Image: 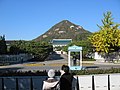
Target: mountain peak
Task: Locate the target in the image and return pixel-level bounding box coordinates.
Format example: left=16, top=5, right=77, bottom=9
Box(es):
left=34, top=20, right=92, bottom=42
left=60, top=20, right=71, bottom=23
left=55, top=20, right=74, bottom=28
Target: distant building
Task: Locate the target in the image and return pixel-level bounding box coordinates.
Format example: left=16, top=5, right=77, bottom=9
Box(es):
left=52, top=39, right=72, bottom=47
left=6, top=40, right=15, bottom=45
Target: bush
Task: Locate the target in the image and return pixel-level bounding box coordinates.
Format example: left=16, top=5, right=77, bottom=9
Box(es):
left=0, top=68, right=120, bottom=76
left=0, top=70, right=61, bottom=76
left=71, top=68, right=120, bottom=75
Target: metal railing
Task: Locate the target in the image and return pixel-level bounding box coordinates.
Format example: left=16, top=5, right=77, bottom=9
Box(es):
left=0, top=74, right=120, bottom=90
left=0, top=77, right=46, bottom=90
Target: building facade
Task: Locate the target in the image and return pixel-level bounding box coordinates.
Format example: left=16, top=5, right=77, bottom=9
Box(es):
left=52, top=39, right=72, bottom=47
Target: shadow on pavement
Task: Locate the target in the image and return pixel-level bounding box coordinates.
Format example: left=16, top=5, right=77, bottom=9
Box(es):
left=83, top=66, right=99, bottom=70
left=46, top=53, right=64, bottom=61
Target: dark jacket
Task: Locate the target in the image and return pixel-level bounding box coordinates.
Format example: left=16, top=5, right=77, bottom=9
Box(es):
left=60, top=73, right=73, bottom=90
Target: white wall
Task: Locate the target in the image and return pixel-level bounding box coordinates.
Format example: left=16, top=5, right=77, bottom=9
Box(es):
left=0, top=54, right=33, bottom=64
left=77, top=73, right=120, bottom=90
left=94, top=52, right=105, bottom=62
left=110, top=74, right=120, bottom=90
left=78, top=75, right=92, bottom=90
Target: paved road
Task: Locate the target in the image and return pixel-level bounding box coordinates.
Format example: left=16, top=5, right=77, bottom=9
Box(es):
left=0, top=53, right=68, bottom=72
left=0, top=53, right=120, bottom=72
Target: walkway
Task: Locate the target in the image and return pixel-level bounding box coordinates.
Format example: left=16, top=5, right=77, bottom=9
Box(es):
left=0, top=53, right=120, bottom=72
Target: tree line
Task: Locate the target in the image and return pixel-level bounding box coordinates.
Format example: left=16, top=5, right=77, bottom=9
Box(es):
left=0, top=39, right=53, bottom=61
left=0, top=35, right=7, bottom=54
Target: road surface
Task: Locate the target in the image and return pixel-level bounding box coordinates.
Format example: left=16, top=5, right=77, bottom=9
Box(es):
left=0, top=53, right=68, bottom=72
left=0, top=53, right=120, bottom=72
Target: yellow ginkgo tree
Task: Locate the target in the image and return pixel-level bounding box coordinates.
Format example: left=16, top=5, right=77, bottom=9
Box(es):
left=89, top=12, right=120, bottom=59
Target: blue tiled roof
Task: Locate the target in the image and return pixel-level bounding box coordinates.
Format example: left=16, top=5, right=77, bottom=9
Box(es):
left=68, top=45, right=82, bottom=51
left=52, top=39, right=72, bottom=45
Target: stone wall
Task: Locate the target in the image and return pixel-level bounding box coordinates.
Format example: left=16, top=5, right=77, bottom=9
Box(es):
left=0, top=54, right=33, bottom=65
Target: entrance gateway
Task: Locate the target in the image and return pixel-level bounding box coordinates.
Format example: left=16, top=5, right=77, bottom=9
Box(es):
left=68, top=45, right=82, bottom=70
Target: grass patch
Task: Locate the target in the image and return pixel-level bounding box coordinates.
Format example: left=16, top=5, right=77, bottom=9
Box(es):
left=82, top=63, right=94, bottom=66
left=24, top=63, right=44, bottom=66
left=48, top=63, right=68, bottom=66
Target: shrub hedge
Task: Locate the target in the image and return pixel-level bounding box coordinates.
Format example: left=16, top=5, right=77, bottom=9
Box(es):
left=0, top=70, right=61, bottom=76
left=71, top=68, right=120, bottom=75
left=0, top=68, right=120, bottom=76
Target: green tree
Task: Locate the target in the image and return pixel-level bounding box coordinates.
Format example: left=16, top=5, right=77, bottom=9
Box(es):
left=10, top=40, right=53, bottom=61
left=10, top=40, right=27, bottom=54
left=62, top=40, right=93, bottom=58
left=0, top=35, right=7, bottom=54
left=89, top=11, right=120, bottom=54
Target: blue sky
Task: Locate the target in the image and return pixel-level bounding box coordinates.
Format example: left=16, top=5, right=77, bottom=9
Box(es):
left=0, top=0, right=120, bottom=40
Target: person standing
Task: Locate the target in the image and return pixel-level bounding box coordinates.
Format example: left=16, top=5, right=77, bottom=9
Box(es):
left=42, top=69, right=59, bottom=90
left=59, top=65, right=73, bottom=90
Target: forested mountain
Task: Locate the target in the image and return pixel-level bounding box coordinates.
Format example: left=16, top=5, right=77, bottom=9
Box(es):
left=34, top=20, right=92, bottom=42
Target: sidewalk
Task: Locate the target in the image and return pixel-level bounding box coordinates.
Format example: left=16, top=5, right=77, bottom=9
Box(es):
left=94, top=61, right=120, bottom=65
